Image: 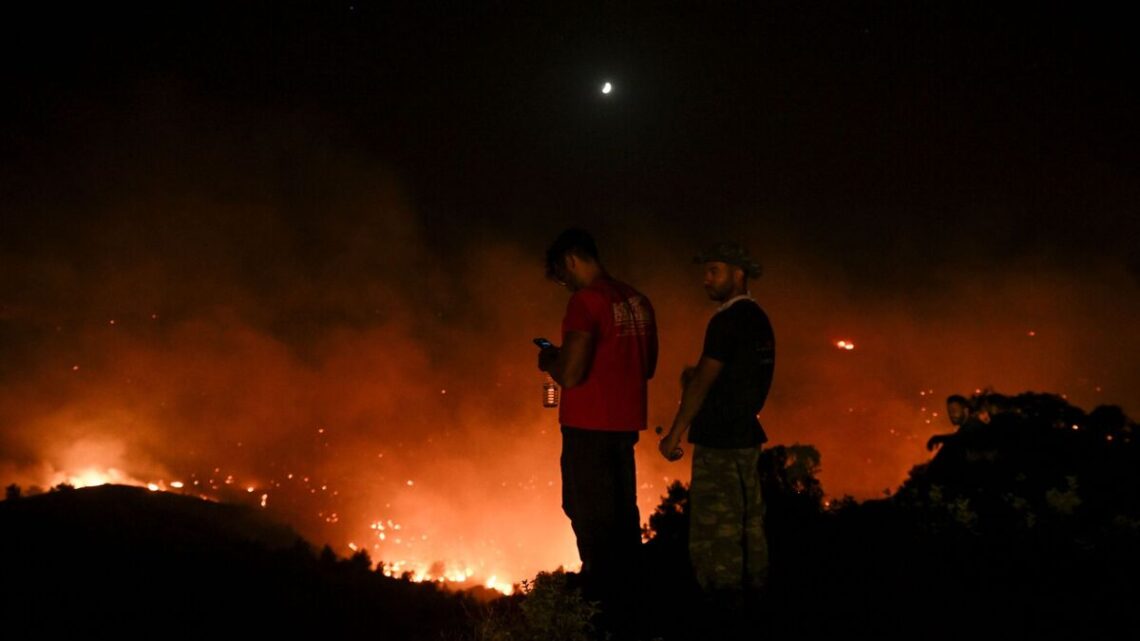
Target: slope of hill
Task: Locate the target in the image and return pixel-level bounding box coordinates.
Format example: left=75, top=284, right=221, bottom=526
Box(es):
left=1, top=485, right=472, bottom=639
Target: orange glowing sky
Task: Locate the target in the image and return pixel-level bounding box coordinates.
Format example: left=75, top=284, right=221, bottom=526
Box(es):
left=2, top=4, right=1138, bottom=585
left=2, top=216, right=1136, bottom=584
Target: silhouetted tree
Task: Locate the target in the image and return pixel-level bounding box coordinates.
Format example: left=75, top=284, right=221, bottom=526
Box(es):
left=5, top=483, right=19, bottom=501
left=1088, top=404, right=1127, bottom=440
left=348, top=549, right=372, bottom=574
left=633, top=392, right=1140, bottom=640
left=477, top=571, right=598, bottom=641
left=643, top=480, right=689, bottom=548
left=759, top=444, right=824, bottom=512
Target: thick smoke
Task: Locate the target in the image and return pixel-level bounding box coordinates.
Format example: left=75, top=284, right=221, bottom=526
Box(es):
left=2, top=83, right=1137, bottom=583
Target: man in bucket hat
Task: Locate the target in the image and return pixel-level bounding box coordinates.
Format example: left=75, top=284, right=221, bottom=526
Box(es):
left=658, top=241, right=774, bottom=601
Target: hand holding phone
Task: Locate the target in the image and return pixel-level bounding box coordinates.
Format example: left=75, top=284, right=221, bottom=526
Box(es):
left=535, top=337, right=558, bottom=373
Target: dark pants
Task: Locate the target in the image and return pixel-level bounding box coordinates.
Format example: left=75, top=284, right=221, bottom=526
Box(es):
left=560, top=425, right=641, bottom=600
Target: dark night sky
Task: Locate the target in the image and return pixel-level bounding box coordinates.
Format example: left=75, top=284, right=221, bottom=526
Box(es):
left=5, top=2, right=1138, bottom=260
left=1, top=1, right=1138, bottom=581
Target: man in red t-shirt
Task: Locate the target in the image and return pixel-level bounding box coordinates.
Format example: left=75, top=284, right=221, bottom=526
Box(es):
left=538, top=228, right=658, bottom=604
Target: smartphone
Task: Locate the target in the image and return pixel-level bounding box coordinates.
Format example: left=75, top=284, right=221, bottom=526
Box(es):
left=533, top=337, right=554, bottom=350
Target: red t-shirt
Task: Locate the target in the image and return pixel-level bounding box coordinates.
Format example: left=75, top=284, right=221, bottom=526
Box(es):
left=559, top=277, right=658, bottom=431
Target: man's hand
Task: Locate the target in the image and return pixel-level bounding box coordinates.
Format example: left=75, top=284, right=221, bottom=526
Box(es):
left=538, top=346, right=560, bottom=372
left=657, top=426, right=684, bottom=461
left=926, top=435, right=944, bottom=452
left=539, top=331, right=593, bottom=388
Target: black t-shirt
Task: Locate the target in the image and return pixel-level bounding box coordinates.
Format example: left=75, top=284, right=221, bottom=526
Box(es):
left=688, top=298, right=775, bottom=448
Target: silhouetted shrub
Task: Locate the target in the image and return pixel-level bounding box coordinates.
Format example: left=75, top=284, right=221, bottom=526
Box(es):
left=475, top=571, right=597, bottom=641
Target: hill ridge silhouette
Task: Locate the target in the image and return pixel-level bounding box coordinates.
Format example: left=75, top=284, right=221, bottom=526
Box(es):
left=1, top=483, right=474, bottom=639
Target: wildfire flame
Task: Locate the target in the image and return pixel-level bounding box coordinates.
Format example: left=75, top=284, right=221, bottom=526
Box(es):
left=54, top=467, right=137, bottom=488
left=30, top=457, right=527, bottom=595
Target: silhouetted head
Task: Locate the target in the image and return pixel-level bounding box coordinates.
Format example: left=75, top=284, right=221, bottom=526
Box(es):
left=946, top=395, right=971, bottom=427
left=694, top=242, right=760, bottom=303
left=545, top=229, right=603, bottom=292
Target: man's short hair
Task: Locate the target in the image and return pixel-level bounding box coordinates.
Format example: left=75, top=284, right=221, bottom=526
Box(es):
left=946, top=394, right=970, bottom=408
left=545, top=228, right=599, bottom=280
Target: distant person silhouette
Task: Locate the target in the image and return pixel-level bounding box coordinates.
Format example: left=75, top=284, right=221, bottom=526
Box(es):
left=927, top=393, right=1006, bottom=487
left=926, top=395, right=978, bottom=452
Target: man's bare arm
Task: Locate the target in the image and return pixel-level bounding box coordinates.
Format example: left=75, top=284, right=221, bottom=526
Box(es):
left=659, top=356, right=723, bottom=459
left=540, top=331, right=594, bottom=388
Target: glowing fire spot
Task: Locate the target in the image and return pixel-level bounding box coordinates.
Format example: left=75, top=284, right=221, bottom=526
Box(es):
left=60, top=467, right=138, bottom=489
left=170, top=481, right=184, bottom=489
left=147, top=483, right=159, bottom=492
left=485, top=576, right=514, bottom=595
left=260, top=493, right=268, bottom=508
left=836, top=340, right=855, bottom=350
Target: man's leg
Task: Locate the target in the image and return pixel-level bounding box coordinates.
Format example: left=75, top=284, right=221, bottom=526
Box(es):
left=561, top=427, right=637, bottom=592
left=737, top=447, right=769, bottom=590
left=602, top=430, right=642, bottom=632
left=611, top=430, right=642, bottom=561
left=561, top=426, right=602, bottom=577
left=689, top=446, right=748, bottom=591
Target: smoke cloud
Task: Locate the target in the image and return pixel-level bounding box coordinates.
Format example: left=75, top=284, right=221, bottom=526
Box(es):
left=2, top=78, right=1137, bottom=584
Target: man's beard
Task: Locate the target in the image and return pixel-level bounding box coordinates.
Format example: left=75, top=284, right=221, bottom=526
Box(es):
left=705, top=282, right=732, bottom=302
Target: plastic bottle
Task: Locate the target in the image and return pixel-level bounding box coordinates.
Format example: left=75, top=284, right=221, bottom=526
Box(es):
left=543, top=374, right=560, bottom=408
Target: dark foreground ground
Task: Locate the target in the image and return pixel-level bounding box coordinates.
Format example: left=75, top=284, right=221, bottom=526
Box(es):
left=3, top=393, right=1138, bottom=640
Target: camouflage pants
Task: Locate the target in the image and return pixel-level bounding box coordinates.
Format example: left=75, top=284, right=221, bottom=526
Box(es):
left=689, top=445, right=769, bottom=591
